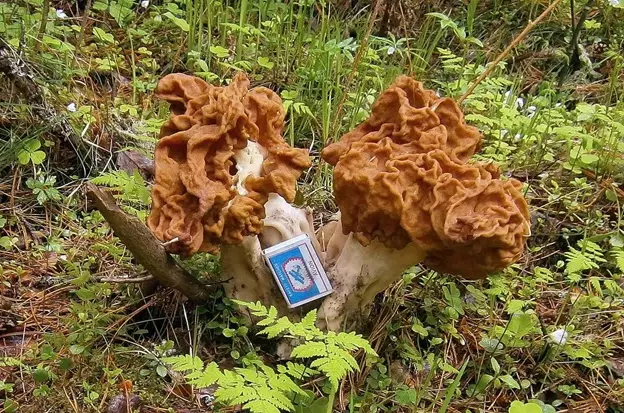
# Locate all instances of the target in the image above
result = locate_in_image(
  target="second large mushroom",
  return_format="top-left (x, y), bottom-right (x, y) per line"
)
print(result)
top-left (317, 76), bottom-right (530, 330)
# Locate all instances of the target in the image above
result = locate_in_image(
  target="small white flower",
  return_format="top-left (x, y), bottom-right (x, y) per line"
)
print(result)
top-left (59, 255), bottom-right (67, 261)
top-left (549, 329), bottom-right (568, 345)
top-left (387, 46), bottom-right (396, 55)
top-left (504, 90), bottom-right (512, 104)
top-left (67, 102), bottom-right (76, 112)
top-left (515, 97), bottom-right (524, 109)
top-left (56, 9), bottom-right (68, 19)
top-left (514, 133), bottom-right (522, 141)
top-left (609, 0), bottom-right (620, 6)
top-left (527, 105), bottom-right (537, 118)
top-left (140, 0), bottom-right (149, 8)
top-left (500, 129), bottom-right (508, 137)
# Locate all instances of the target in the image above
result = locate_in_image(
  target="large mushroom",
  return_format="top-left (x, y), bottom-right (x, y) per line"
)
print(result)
top-left (148, 72), bottom-right (317, 316)
top-left (147, 73), bottom-right (530, 332)
top-left (316, 75), bottom-right (530, 330)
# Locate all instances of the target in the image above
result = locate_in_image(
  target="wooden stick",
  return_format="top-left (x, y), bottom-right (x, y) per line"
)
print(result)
top-left (85, 183), bottom-right (212, 302)
top-left (458, 0), bottom-right (565, 104)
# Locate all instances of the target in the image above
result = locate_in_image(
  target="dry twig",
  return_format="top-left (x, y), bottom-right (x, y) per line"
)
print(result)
top-left (459, 0), bottom-right (565, 104)
top-left (84, 182), bottom-right (212, 303)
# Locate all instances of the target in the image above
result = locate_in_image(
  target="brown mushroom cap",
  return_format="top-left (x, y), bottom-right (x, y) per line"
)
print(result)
top-left (148, 73), bottom-right (311, 256)
top-left (321, 76), bottom-right (530, 279)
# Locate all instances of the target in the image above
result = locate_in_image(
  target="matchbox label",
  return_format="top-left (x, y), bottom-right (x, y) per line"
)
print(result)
top-left (264, 234), bottom-right (333, 308)
top-left (283, 257), bottom-right (314, 292)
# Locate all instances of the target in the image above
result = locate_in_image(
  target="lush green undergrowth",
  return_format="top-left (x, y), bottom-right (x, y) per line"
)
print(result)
top-left (1, 0), bottom-right (624, 412)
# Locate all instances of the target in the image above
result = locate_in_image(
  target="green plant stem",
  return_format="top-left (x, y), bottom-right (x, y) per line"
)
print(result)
top-left (237, 0), bottom-right (249, 61)
top-left (326, 386), bottom-right (337, 413)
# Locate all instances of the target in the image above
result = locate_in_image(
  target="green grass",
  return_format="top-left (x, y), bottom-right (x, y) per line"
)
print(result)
top-left (1, 0), bottom-right (624, 412)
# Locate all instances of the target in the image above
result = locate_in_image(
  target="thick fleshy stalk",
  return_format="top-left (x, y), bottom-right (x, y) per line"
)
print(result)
top-left (317, 219), bottom-right (426, 331)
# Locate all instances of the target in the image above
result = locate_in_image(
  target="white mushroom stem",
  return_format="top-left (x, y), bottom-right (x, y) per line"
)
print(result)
top-left (220, 195), bottom-right (320, 322)
top-left (232, 140), bottom-right (266, 196)
top-left (317, 219), bottom-right (426, 331)
top-left (220, 140), bottom-right (321, 320)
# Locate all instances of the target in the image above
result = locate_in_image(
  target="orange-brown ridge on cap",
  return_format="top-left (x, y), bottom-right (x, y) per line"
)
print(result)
top-left (321, 75), bottom-right (530, 279)
top-left (148, 73), bottom-right (311, 256)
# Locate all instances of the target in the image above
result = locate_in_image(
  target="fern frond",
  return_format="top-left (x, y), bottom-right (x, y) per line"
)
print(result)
top-left (244, 399), bottom-right (282, 413)
top-left (185, 362), bottom-right (223, 387)
top-left (332, 332), bottom-right (378, 356)
top-left (90, 170), bottom-right (151, 206)
top-left (234, 300), bottom-right (270, 317)
top-left (279, 362), bottom-right (318, 379)
top-left (162, 354), bottom-right (203, 372)
top-left (268, 373), bottom-right (307, 397)
top-left (301, 309), bottom-right (317, 327)
top-left (258, 316), bottom-right (293, 339)
top-left (230, 387), bottom-right (259, 405)
top-left (326, 343), bottom-right (359, 371)
top-left (236, 367), bottom-right (263, 384)
top-left (290, 341), bottom-right (327, 358)
top-left (310, 356), bottom-right (352, 389)
top-left (215, 386), bottom-right (246, 403)
top-left (564, 240), bottom-right (606, 274)
top-left (465, 113), bottom-right (496, 127)
top-left (612, 248), bottom-right (624, 272)
top-left (256, 385), bottom-right (295, 411)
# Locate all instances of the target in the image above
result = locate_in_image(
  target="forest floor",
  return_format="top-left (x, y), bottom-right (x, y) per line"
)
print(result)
top-left (1, 1), bottom-right (624, 412)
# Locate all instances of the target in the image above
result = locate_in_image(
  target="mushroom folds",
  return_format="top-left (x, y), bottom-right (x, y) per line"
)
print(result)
top-left (321, 76), bottom-right (530, 279)
top-left (148, 73), bottom-right (311, 256)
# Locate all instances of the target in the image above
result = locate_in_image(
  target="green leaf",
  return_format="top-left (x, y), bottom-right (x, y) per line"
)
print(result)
top-left (163, 12), bottom-right (189, 32)
top-left (244, 399), bottom-right (281, 413)
top-left (394, 388), bottom-right (418, 405)
top-left (295, 396), bottom-right (328, 413)
top-left (93, 27), bottom-right (114, 43)
top-left (59, 358), bottom-right (73, 371)
top-left (411, 319), bottom-right (428, 337)
top-left (156, 364), bottom-right (168, 377)
top-left (509, 401), bottom-right (542, 413)
top-left (490, 358), bottom-right (500, 375)
top-left (3, 399), bottom-right (18, 413)
top-left (69, 344), bottom-right (85, 355)
top-left (32, 368), bottom-right (50, 383)
top-left (506, 299), bottom-right (525, 314)
top-left (300, 309), bottom-right (317, 327)
top-left (0, 236), bottom-right (16, 250)
top-left (258, 317), bottom-right (292, 338)
top-left (24, 139), bottom-right (41, 151)
top-left (162, 354), bottom-right (204, 372)
top-left (507, 313), bottom-right (535, 339)
top-left (257, 56), bottom-right (274, 69)
top-left (17, 150), bottom-right (31, 165)
top-left (580, 153), bottom-right (599, 164)
top-left (209, 45), bottom-right (229, 58)
top-left (499, 374), bottom-right (521, 389)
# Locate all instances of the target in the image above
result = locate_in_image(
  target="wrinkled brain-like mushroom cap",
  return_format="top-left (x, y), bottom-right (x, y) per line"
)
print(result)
top-left (148, 73), bottom-right (311, 256)
top-left (321, 75), bottom-right (530, 279)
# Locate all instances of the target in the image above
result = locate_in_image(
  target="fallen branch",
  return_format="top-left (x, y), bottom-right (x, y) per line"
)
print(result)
top-left (85, 182), bottom-right (213, 303)
top-left (458, 0), bottom-right (565, 104)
